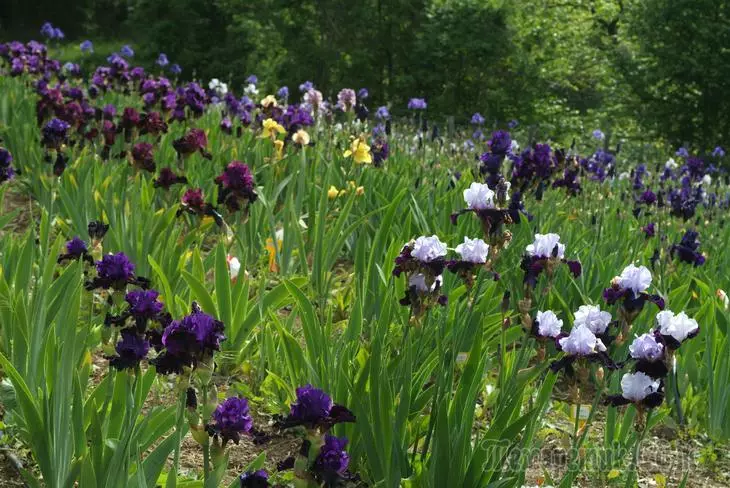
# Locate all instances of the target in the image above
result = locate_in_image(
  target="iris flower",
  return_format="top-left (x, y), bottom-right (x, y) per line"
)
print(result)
top-left (343, 138), bottom-right (372, 164)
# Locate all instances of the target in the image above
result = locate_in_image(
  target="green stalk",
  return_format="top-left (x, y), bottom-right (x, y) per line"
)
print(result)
top-left (166, 386), bottom-right (187, 488)
top-left (625, 409), bottom-right (653, 488)
top-left (201, 382), bottom-right (211, 483)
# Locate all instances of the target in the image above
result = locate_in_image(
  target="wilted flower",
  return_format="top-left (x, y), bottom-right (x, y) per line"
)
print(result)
top-left (655, 310), bottom-right (699, 349)
top-left (227, 255), bottom-right (241, 282)
top-left (207, 397), bottom-right (253, 445)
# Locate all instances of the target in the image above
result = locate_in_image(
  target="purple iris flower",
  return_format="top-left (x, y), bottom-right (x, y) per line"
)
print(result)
top-left (312, 435), bottom-right (350, 484)
top-left (277, 86), bottom-right (289, 99)
top-left (207, 397), bottom-right (253, 445)
top-left (407, 98), bottom-right (427, 110)
top-left (109, 330), bottom-right (150, 370)
top-left (277, 384), bottom-right (355, 430)
top-left (471, 112), bottom-right (485, 125)
top-left (120, 45), bottom-right (134, 57)
top-left (169, 63), bottom-right (182, 75)
top-left (239, 470), bottom-right (269, 488)
top-left (670, 230), bottom-right (705, 266)
top-left (156, 53), bottom-right (169, 67)
top-left (80, 40), bottom-right (93, 53)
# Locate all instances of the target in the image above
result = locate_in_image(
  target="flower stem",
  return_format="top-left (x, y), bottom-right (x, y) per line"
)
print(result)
top-left (201, 383), bottom-right (211, 482)
top-left (625, 408), bottom-right (653, 488)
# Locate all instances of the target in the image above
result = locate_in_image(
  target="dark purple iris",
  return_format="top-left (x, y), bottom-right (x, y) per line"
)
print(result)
top-left (277, 384), bottom-right (355, 431)
top-left (66, 236), bottom-right (87, 256)
top-left (487, 130), bottom-right (512, 156)
top-left (154, 167), bottom-right (187, 189)
top-left (153, 305), bottom-right (225, 374)
top-left (215, 161), bottom-right (258, 212)
top-left (173, 128), bottom-right (210, 159)
top-left (0, 148), bottom-right (15, 184)
top-left (372, 140), bottom-right (389, 167)
top-left (638, 190), bottom-right (657, 205)
top-left (670, 230), bottom-right (705, 266)
top-left (140, 111), bottom-right (168, 135)
top-left (58, 236), bottom-right (91, 264)
top-left (131, 142), bottom-right (155, 172)
top-left (181, 188), bottom-right (205, 209)
top-left (281, 105), bottom-right (314, 131)
top-left (602, 286), bottom-right (665, 315)
top-left (643, 222), bottom-right (656, 238)
top-left (126, 289), bottom-right (164, 319)
top-left (109, 330), bottom-right (150, 370)
top-left (88, 220), bottom-right (109, 240)
top-left (162, 310), bottom-right (225, 355)
top-left (552, 166), bottom-right (582, 195)
top-left (239, 470), bottom-right (269, 488)
top-left (312, 435), bottom-right (350, 484)
top-left (207, 397), bottom-right (253, 445)
top-left (94, 252), bottom-right (135, 288)
top-left (41, 118), bottom-right (70, 149)
top-left (86, 251), bottom-right (149, 291)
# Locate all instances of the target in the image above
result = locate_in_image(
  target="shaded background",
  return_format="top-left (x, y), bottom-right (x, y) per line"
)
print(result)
top-left (2, 0), bottom-right (730, 147)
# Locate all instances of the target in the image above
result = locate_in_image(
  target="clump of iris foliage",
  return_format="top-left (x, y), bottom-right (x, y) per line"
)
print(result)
top-left (0, 30), bottom-right (728, 488)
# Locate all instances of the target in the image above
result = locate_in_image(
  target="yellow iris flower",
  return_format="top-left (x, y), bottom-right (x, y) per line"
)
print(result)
top-left (344, 138), bottom-right (372, 164)
top-left (261, 118), bottom-right (285, 139)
